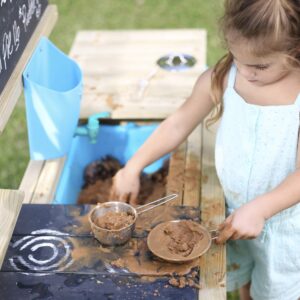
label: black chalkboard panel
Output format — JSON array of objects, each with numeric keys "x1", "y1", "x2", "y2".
[
  {"x1": 0, "y1": 0, "x2": 48, "y2": 94},
  {"x1": 0, "y1": 204, "x2": 201, "y2": 300}
]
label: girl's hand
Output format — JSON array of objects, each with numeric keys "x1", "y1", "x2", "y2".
[
  {"x1": 110, "y1": 167, "x2": 140, "y2": 205},
  {"x1": 216, "y1": 201, "x2": 266, "y2": 244}
]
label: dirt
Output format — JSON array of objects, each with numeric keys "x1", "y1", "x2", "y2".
[
  {"x1": 147, "y1": 220, "x2": 209, "y2": 265},
  {"x1": 109, "y1": 238, "x2": 198, "y2": 276},
  {"x1": 94, "y1": 211, "x2": 135, "y2": 230},
  {"x1": 77, "y1": 155, "x2": 169, "y2": 205},
  {"x1": 66, "y1": 205, "x2": 202, "y2": 290},
  {"x1": 168, "y1": 271, "x2": 202, "y2": 289},
  {"x1": 164, "y1": 220, "x2": 204, "y2": 257},
  {"x1": 74, "y1": 156, "x2": 202, "y2": 289}
]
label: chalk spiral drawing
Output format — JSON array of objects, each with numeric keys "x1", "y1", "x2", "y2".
[{"x1": 9, "y1": 229, "x2": 74, "y2": 276}]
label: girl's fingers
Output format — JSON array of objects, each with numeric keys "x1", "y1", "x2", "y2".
[
  {"x1": 216, "y1": 227, "x2": 235, "y2": 244},
  {"x1": 129, "y1": 191, "x2": 139, "y2": 206},
  {"x1": 218, "y1": 214, "x2": 233, "y2": 231},
  {"x1": 218, "y1": 222, "x2": 226, "y2": 231},
  {"x1": 120, "y1": 193, "x2": 129, "y2": 203},
  {"x1": 109, "y1": 188, "x2": 116, "y2": 201},
  {"x1": 231, "y1": 232, "x2": 242, "y2": 240},
  {"x1": 109, "y1": 177, "x2": 118, "y2": 200},
  {"x1": 216, "y1": 215, "x2": 235, "y2": 244}
]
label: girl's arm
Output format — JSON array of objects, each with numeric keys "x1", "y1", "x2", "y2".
[
  {"x1": 111, "y1": 68, "x2": 215, "y2": 203},
  {"x1": 253, "y1": 169, "x2": 300, "y2": 219},
  {"x1": 217, "y1": 169, "x2": 300, "y2": 243}
]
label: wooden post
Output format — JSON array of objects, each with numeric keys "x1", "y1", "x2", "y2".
[
  {"x1": 166, "y1": 142, "x2": 187, "y2": 205},
  {"x1": 199, "y1": 122, "x2": 226, "y2": 299},
  {"x1": 183, "y1": 125, "x2": 202, "y2": 207},
  {"x1": 0, "y1": 189, "x2": 24, "y2": 268},
  {"x1": 20, "y1": 158, "x2": 65, "y2": 204}
]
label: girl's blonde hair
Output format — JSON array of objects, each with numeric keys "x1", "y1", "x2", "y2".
[{"x1": 208, "y1": 0, "x2": 300, "y2": 126}]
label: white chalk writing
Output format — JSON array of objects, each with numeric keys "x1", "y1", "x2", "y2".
[
  {"x1": 19, "y1": 0, "x2": 42, "y2": 32},
  {"x1": 2, "y1": 32, "x2": 13, "y2": 70},
  {"x1": 12, "y1": 20, "x2": 20, "y2": 51},
  {"x1": 0, "y1": 0, "x2": 43, "y2": 79},
  {"x1": 0, "y1": 0, "x2": 13, "y2": 8}
]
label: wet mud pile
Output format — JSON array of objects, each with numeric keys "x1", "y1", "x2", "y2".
[{"x1": 77, "y1": 156, "x2": 169, "y2": 205}]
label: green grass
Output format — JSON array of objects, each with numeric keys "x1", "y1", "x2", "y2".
[
  {"x1": 0, "y1": 1, "x2": 238, "y2": 298},
  {"x1": 48, "y1": 0, "x2": 225, "y2": 66}
]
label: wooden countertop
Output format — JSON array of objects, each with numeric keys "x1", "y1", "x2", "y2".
[{"x1": 15, "y1": 29, "x2": 226, "y2": 298}]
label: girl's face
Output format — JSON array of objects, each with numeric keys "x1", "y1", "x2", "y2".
[{"x1": 228, "y1": 38, "x2": 292, "y2": 86}]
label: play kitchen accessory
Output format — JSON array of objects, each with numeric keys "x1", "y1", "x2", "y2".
[
  {"x1": 147, "y1": 220, "x2": 219, "y2": 263},
  {"x1": 89, "y1": 194, "x2": 178, "y2": 246}
]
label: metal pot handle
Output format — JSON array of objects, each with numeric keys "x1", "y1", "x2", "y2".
[{"x1": 136, "y1": 194, "x2": 178, "y2": 215}]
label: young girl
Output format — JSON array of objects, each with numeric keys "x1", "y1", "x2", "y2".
[{"x1": 110, "y1": 1, "x2": 300, "y2": 299}]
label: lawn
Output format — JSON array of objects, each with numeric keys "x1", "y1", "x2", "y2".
[{"x1": 0, "y1": 0, "x2": 238, "y2": 298}]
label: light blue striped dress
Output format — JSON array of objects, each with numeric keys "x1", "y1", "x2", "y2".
[{"x1": 215, "y1": 64, "x2": 300, "y2": 300}]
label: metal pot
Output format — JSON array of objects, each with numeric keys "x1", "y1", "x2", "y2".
[{"x1": 89, "y1": 194, "x2": 178, "y2": 246}]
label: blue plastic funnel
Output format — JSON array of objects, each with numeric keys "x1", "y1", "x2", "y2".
[{"x1": 23, "y1": 37, "x2": 82, "y2": 160}]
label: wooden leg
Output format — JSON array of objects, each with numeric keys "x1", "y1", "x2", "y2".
[
  {"x1": 199, "y1": 122, "x2": 226, "y2": 299},
  {"x1": 0, "y1": 189, "x2": 24, "y2": 268}
]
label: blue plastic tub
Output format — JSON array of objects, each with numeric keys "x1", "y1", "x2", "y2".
[{"x1": 54, "y1": 123, "x2": 169, "y2": 204}]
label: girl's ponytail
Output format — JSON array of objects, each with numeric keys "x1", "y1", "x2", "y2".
[{"x1": 206, "y1": 53, "x2": 233, "y2": 127}]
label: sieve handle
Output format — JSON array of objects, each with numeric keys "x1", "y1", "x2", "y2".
[
  {"x1": 210, "y1": 229, "x2": 219, "y2": 240},
  {"x1": 136, "y1": 194, "x2": 178, "y2": 215}
]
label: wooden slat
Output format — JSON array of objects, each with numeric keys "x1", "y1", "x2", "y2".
[
  {"x1": 71, "y1": 29, "x2": 207, "y2": 43},
  {"x1": 0, "y1": 5, "x2": 58, "y2": 133},
  {"x1": 166, "y1": 142, "x2": 187, "y2": 205},
  {"x1": 79, "y1": 102, "x2": 185, "y2": 121},
  {"x1": 199, "y1": 122, "x2": 226, "y2": 299},
  {"x1": 0, "y1": 189, "x2": 24, "y2": 268},
  {"x1": 19, "y1": 160, "x2": 45, "y2": 203},
  {"x1": 69, "y1": 30, "x2": 207, "y2": 119},
  {"x1": 183, "y1": 125, "x2": 202, "y2": 207},
  {"x1": 0, "y1": 272, "x2": 198, "y2": 299},
  {"x1": 30, "y1": 157, "x2": 65, "y2": 204}
]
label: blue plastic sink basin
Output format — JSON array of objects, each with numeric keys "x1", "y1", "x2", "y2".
[{"x1": 54, "y1": 123, "x2": 169, "y2": 204}]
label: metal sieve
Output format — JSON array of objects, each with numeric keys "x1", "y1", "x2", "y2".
[{"x1": 147, "y1": 220, "x2": 219, "y2": 263}]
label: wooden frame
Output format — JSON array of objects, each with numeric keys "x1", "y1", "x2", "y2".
[
  {"x1": 17, "y1": 29, "x2": 226, "y2": 298},
  {"x1": 0, "y1": 189, "x2": 24, "y2": 268},
  {"x1": 0, "y1": 3, "x2": 58, "y2": 266}
]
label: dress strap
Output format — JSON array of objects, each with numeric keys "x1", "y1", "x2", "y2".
[
  {"x1": 294, "y1": 93, "x2": 300, "y2": 168},
  {"x1": 297, "y1": 127, "x2": 300, "y2": 169},
  {"x1": 297, "y1": 109, "x2": 300, "y2": 169},
  {"x1": 227, "y1": 64, "x2": 237, "y2": 89}
]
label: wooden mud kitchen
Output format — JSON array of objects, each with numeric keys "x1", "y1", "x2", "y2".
[{"x1": 0, "y1": 2, "x2": 226, "y2": 299}]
